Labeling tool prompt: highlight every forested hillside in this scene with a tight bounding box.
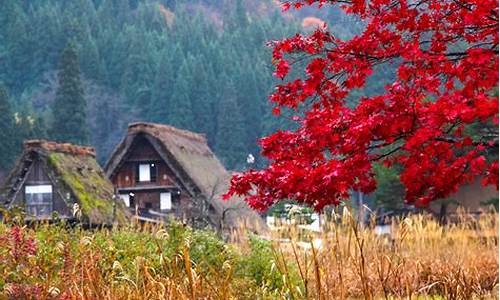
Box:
[0,0,389,173]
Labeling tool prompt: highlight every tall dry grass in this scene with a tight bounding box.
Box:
[0,209,497,299]
[264,208,499,299]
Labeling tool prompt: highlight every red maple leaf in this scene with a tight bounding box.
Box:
[224,0,499,211]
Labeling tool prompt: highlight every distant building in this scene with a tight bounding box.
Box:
[372,179,498,226]
[104,122,266,232]
[0,140,127,224]
[429,178,498,221]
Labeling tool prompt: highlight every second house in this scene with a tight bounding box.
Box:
[105,122,265,231]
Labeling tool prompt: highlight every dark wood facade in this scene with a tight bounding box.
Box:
[9,155,71,219]
[113,135,177,188]
[110,135,198,221]
[1,140,125,224]
[105,122,267,232]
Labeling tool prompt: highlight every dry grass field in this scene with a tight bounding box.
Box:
[0,209,498,299]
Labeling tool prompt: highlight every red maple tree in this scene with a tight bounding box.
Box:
[225,0,499,211]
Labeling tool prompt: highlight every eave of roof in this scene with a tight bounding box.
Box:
[105,122,267,232]
[2,140,128,224]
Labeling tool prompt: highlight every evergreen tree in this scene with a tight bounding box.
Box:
[1,3,34,94]
[214,78,246,170]
[168,58,194,130]
[75,0,99,35]
[99,29,127,89]
[119,30,155,113]
[97,0,129,27]
[31,5,63,81]
[0,0,375,174]
[234,59,263,154]
[199,62,219,147]
[51,42,89,144]
[190,57,215,138]
[93,95,112,160]
[0,84,16,171]
[373,164,405,211]
[227,0,248,30]
[30,115,48,139]
[16,113,48,144]
[148,48,176,123]
[79,35,106,84]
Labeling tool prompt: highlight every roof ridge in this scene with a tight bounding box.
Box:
[24,139,96,157]
[128,122,207,143]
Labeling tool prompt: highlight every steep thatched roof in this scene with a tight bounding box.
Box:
[105,122,266,232]
[1,140,127,224]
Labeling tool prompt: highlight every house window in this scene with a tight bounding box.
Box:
[25,185,53,216]
[136,163,157,182]
[150,163,157,182]
[160,192,172,210]
[120,193,135,207]
[130,193,136,207]
[119,194,130,207]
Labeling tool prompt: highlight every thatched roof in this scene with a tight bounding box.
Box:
[1,140,127,224]
[105,122,266,232]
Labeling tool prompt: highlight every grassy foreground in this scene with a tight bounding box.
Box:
[0,210,498,299]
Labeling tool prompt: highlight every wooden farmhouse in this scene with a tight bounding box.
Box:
[104,122,266,232]
[0,140,127,224]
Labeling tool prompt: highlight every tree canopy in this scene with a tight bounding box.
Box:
[225,0,499,211]
[0,84,16,171]
[52,42,89,145]
[0,0,307,169]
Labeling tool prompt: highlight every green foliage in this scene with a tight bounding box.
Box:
[373,164,406,211]
[0,211,496,299]
[51,42,89,145]
[167,58,195,130]
[0,85,47,173]
[190,59,216,139]
[0,84,16,171]
[0,220,291,297]
[236,234,290,290]
[480,198,499,211]
[148,48,176,123]
[16,113,48,142]
[267,201,315,224]
[214,79,247,170]
[0,0,393,174]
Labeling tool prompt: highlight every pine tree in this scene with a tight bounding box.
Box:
[214,78,246,170]
[51,42,89,144]
[227,0,248,31]
[1,3,34,94]
[99,30,127,89]
[0,0,370,173]
[31,5,63,81]
[92,93,114,162]
[120,29,154,113]
[234,58,263,155]
[30,116,48,139]
[190,56,215,137]
[79,34,106,84]
[168,58,194,130]
[203,64,219,147]
[373,164,405,210]
[0,83,16,171]
[16,112,48,144]
[148,48,176,123]
[97,0,129,27]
